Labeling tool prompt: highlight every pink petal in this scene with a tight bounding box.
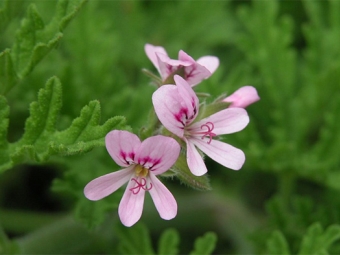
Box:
[196,56,219,74]
[184,64,212,86]
[118,177,146,227]
[105,130,141,167]
[192,108,249,136]
[135,135,180,175]
[152,85,185,137]
[185,138,208,176]
[178,50,196,63]
[174,75,199,121]
[157,53,191,81]
[145,44,168,74]
[192,138,245,170]
[84,166,134,201]
[223,86,260,108]
[148,174,177,220]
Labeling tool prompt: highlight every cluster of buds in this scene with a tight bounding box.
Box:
[84,44,260,226]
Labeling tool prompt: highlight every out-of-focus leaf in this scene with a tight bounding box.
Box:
[117,223,155,255]
[266,230,290,255]
[189,232,217,255]
[0,95,11,172]
[158,228,179,255]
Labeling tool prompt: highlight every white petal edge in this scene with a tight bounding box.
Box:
[148,174,177,220]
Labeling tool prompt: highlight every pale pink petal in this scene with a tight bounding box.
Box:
[118,178,146,227]
[157,53,191,81]
[192,138,245,170]
[152,85,186,137]
[185,138,208,176]
[196,56,219,74]
[105,130,141,167]
[145,44,168,74]
[174,75,199,122]
[223,86,260,108]
[84,166,134,201]
[184,64,212,86]
[192,108,249,136]
[178,50,196,63]
[148,174,177,220]
[135,135,180,175]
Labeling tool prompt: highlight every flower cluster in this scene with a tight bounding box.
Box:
[84,44,260,226]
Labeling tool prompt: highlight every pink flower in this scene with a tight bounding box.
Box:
[223,86,260,108]
[145,43,219,86]
[84,130,180,227]
[152,75,249,176]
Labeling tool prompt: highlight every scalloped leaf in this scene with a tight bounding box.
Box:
[189,232,217,255]
[1,0,87,91]
[5,76,127,170]
[0,95,11,172]
[0,49,19,95]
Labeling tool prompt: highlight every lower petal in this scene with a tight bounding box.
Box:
[192,138,245,170]
[118,178,146,227]
[185,138,208,176]
[84,167,133,201]
[148,174,177,220]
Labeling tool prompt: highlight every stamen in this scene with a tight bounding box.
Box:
[129,178,153,194]
[200,122,216,144]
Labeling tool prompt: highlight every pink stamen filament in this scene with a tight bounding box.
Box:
[195,122,216,144]
[129,178,152,194]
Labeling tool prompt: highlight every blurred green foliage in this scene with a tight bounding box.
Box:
[1,0,340,254]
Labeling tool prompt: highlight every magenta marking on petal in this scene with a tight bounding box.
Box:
[120,150,135,165]
[129,178,153,194]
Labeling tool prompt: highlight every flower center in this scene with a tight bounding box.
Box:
[129,165,152,194]
[189,121,216,144]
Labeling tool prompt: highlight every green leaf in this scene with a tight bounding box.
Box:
[5,76,127,170]
[117,223,155,255]
[266,230,290,255]
[0,49,19,95]
[0,95,11,173]
[189,232,217,255]
[0,226,20,255]
[10,0,87,80]
[298,223,340,255]
[171,152,211,191]
[158,228,179,255]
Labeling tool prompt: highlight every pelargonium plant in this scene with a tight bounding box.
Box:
[84,43,259,227]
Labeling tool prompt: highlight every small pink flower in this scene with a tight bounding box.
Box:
[223,86,260,108]
[84,130,180,227]
[152,75,249,176]
[145,43,219,86]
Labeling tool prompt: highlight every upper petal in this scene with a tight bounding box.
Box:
[192,108,249,135]
[178,50,196,63]
[196,56,219,74]
[192,138,245,170]
[145,44,168,74]
[84,166,133,201]
[223,86,260,108]
[152,85,186,137]
[118,177,146,227]
[105,130,141,167]
[148,174,177,220]
[135,135,180,175]
[185,138,208,176]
